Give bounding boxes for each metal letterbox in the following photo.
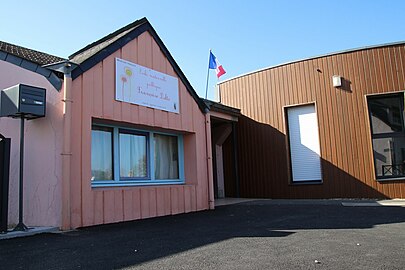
[0,84,46,119]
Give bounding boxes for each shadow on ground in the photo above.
[0,201,404,269]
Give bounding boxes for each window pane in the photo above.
[120,132,147,178]
[368,95,404,134]
[373,137,405,178]
[91,126,113,180]
[154,134,179,179]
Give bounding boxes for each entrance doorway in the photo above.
[205,100,240,199]
[211,120,232,198]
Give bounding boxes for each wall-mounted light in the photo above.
[332,75,342,88]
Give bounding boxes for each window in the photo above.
[91,126,113,181]
[368,93,405,179]
[119,130,148,179]
[91,124,184,186]
[286,104,322,183]
[154,134,179,179]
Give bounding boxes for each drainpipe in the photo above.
[205,112,215,210]
[43,61,77,230]
[61,71,72,230]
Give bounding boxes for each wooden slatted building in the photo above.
[218,42,405,199]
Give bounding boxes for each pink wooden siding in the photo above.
[70,31,209,228]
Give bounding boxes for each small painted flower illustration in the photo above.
[124,67,133,101]
[125,67,132,77]
[120,76,127,100]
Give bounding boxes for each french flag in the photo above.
[209,51,226,78]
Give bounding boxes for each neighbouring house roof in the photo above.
[0,41,65,66]
[0,41,64,90]
[69,17,208,112]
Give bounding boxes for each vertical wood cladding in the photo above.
[220,44,405,199]
[70,31,209,228]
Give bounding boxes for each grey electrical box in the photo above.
[0,84,46,119]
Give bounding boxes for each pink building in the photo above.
[0,18,237,230]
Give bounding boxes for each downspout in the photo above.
[204,111,215,210]
[61,71,72,230]
[42,61,77,230]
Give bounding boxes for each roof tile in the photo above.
[0,41,65,66]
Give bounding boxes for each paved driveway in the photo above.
[1,200,405,270]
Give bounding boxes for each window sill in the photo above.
[289,180,323,185]
[91,179,185,188]
[376,177,405,182]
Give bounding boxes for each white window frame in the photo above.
[91,123,185,187]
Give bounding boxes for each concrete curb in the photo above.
[215,198,405,207]
[0,226,59,240]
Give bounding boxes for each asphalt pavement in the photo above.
[1,200,405,270]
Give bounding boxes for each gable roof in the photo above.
[69,17,207,112]
[0,41,65,90]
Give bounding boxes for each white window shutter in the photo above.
[287,104,322,182]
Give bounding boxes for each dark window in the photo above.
[368,94,405,179]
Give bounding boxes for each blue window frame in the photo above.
[91,123,185,187]
[91,125,114,181]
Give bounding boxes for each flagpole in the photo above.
[205,49,211,99]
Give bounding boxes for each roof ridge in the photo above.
[69,17,148,59]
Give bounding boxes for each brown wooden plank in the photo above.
[351,51,367,195]
[311,58,328,195]
[295,62,304,104]
[344,52,361,196]
[218,45,405,199]
[397,46,405,89]
[321,56,339,197]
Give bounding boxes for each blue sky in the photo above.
[1,1,404,99]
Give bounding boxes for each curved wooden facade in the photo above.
[219,43,405,199]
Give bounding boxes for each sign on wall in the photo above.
[115,58,179,113]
